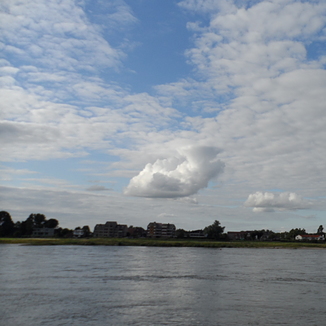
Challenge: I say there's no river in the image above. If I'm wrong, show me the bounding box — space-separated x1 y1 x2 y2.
1 245 325 325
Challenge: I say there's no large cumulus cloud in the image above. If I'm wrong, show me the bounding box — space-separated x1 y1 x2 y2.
244 191 311 212
124 146 224 198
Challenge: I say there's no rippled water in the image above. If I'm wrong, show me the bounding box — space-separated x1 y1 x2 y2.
1 245 326 326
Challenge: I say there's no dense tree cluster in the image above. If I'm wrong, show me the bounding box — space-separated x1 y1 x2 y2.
0 211 60 237
204 220 225 240
175 223 324 242
0 211 14 237
0 211 81 238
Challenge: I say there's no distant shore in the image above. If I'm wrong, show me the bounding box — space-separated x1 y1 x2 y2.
1 237 326 249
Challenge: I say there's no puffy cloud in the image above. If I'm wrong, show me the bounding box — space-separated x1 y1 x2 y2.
124 146 224 198
245 191 311 212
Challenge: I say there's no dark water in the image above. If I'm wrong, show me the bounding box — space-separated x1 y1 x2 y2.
1 245 326 326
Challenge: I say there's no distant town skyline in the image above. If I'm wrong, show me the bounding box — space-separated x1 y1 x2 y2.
1 0 326 233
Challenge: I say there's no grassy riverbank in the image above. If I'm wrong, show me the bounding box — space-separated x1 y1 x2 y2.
1 237 326 248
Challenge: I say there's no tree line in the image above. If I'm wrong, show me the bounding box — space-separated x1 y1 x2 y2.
0 211 90 238
0 210 324 241
176 222 325 241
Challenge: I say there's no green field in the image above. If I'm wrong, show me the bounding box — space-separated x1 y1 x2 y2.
1 237 326 249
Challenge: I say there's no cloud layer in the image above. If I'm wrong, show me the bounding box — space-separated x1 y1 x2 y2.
124 146 224 198
244 191 311 212
1 0 326 233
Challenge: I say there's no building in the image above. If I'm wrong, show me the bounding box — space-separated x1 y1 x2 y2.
93 221 128 238
227 231 269 240
147 222 176 238
295 234 325 241
227 231 248 240
188 229 206 238
73 228 85 238
32 228 55 237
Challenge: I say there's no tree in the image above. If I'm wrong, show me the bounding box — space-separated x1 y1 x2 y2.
82 225 91 237
317 225 324 234
44 219 59 228
13 221 22 237
34 214 46 227
176 229 187 238
0 211 14 237
62 228 73 238
288 228 306 240
20 215 35 236
19 213 51 236
56 228 73 238
204 220 225 240
247 230 266 240
20 213 47 235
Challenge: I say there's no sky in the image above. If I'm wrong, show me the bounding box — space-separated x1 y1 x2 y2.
1 0 326 233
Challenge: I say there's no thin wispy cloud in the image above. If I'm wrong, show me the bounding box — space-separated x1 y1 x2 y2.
86 185 112 191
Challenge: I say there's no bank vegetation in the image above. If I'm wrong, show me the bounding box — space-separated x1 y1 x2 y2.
1 237 326 249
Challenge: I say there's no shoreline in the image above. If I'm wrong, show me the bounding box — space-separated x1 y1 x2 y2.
1 238 326 249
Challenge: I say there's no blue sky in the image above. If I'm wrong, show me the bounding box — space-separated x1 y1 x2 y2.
1 0 326 233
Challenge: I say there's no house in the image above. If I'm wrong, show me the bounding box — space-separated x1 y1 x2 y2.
295 234 325 241
93 221 128 238
73 228 85 238
188 229 206 238
147 222 176 238
32 228 55 237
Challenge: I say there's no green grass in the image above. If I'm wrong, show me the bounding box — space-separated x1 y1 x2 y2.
1 237 326 248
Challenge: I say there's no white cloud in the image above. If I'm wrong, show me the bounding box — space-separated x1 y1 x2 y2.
0 165 38 182
245 191 311 212
182 0 326 99
178 0 235 15
157 212 175 219
175 196 198 204
154 0 326 201
124 145 225 198
0 0 124 71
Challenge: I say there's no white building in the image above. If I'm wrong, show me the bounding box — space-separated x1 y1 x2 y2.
295 234 325 241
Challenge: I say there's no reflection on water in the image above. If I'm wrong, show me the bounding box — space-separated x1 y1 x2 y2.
1 245 326 325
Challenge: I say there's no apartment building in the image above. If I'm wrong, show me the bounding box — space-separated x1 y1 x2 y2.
147 222 176 238
93 221 128 238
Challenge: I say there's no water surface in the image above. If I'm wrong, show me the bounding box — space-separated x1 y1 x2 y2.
1 245 325 325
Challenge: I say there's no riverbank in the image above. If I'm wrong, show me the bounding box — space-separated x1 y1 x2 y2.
1 237 326 248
